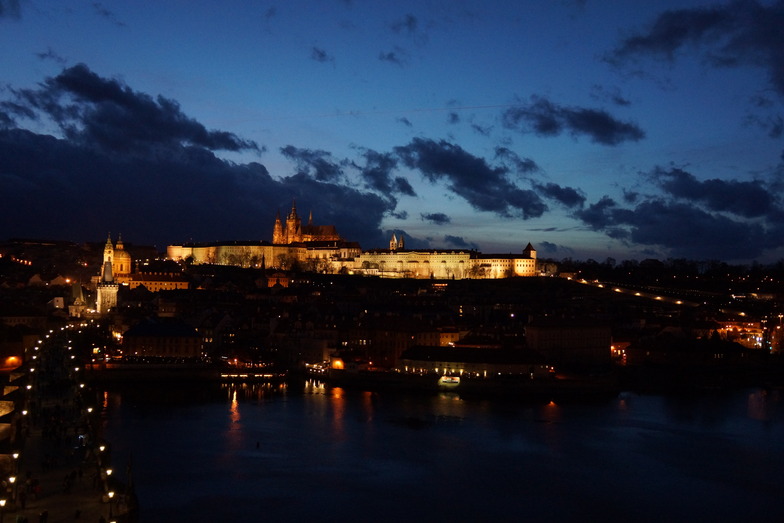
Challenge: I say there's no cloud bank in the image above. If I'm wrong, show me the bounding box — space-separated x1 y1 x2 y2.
502 96 645 145
1 62 780 261
574 166 784 259
609 1 784 97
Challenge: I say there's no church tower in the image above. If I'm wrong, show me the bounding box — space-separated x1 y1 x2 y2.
96 248 118 314
102 233 114 268
285 200 302 243
523 242 537 260
390 233 404 251
272 210 285 244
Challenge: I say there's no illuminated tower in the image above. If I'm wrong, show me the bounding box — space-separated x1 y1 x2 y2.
285 200 302 243
96 253 118 314
523 242 536 260
102 233 114 268
272 210 285 244
390 233 404 251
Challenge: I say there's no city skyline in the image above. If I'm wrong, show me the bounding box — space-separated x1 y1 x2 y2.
1 1 783 262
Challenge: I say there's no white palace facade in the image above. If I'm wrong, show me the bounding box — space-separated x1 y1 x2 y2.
166 203 542 279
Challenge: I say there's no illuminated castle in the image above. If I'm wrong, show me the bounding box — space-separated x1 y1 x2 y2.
272 200 341 244
167 205 543 279
345 237 538 279
168 204 358 268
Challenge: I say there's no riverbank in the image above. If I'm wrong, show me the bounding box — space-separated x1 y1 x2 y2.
85 360 784 398
9 383 136 522
1 337 138 522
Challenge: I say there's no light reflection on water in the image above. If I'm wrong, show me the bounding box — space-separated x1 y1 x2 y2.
102 382 784 523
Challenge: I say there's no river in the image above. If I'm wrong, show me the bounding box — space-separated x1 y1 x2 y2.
99 380 784 522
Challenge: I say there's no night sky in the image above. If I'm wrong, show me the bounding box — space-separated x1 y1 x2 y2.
1 1 783 262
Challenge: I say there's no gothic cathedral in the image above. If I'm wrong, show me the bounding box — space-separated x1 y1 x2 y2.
272 200 342 244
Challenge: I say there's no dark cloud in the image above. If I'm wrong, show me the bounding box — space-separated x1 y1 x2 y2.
746 94 783 137
537 241 574 256
397 116 413 127
36 48 67 65
609 1 784 97
0 126 281 247
0 0 20 18
493 147 539 174
378 46 409 66
590 84 631 106
629 200 769 259
264 7 277 19
389 13 428 46
533 182 586 208
280 145 345 182
310 46 334 63
610 6 731 62
575 177 784 259
447 112 460 125
0 110 12 128
574 196 637 241
502 96 645 145
92 2 125 27
471 123 491 136
394 137 547 219
745 112 784 138
750 94 775 109
352 149 415 200
0 66 396 249
390 14 418 35
11 63 260 155
393 177 415 195
651 167 775 217
443 235 478 249
0 100 35 126
622 189 639 204
421 213 451 225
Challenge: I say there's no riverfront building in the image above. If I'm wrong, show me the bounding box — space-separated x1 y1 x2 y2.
122 318 201 359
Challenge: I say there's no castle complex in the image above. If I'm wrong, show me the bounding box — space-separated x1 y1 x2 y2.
166 202 541 279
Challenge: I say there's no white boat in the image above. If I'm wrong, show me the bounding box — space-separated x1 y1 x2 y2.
437 375 461 388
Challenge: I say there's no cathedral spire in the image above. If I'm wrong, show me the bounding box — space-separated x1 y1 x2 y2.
273 209 285 244
286 199 302 243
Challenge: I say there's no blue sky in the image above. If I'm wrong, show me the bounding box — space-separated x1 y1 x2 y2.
1 0 783 262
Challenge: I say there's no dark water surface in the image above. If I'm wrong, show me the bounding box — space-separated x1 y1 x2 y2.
100 381 784 522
